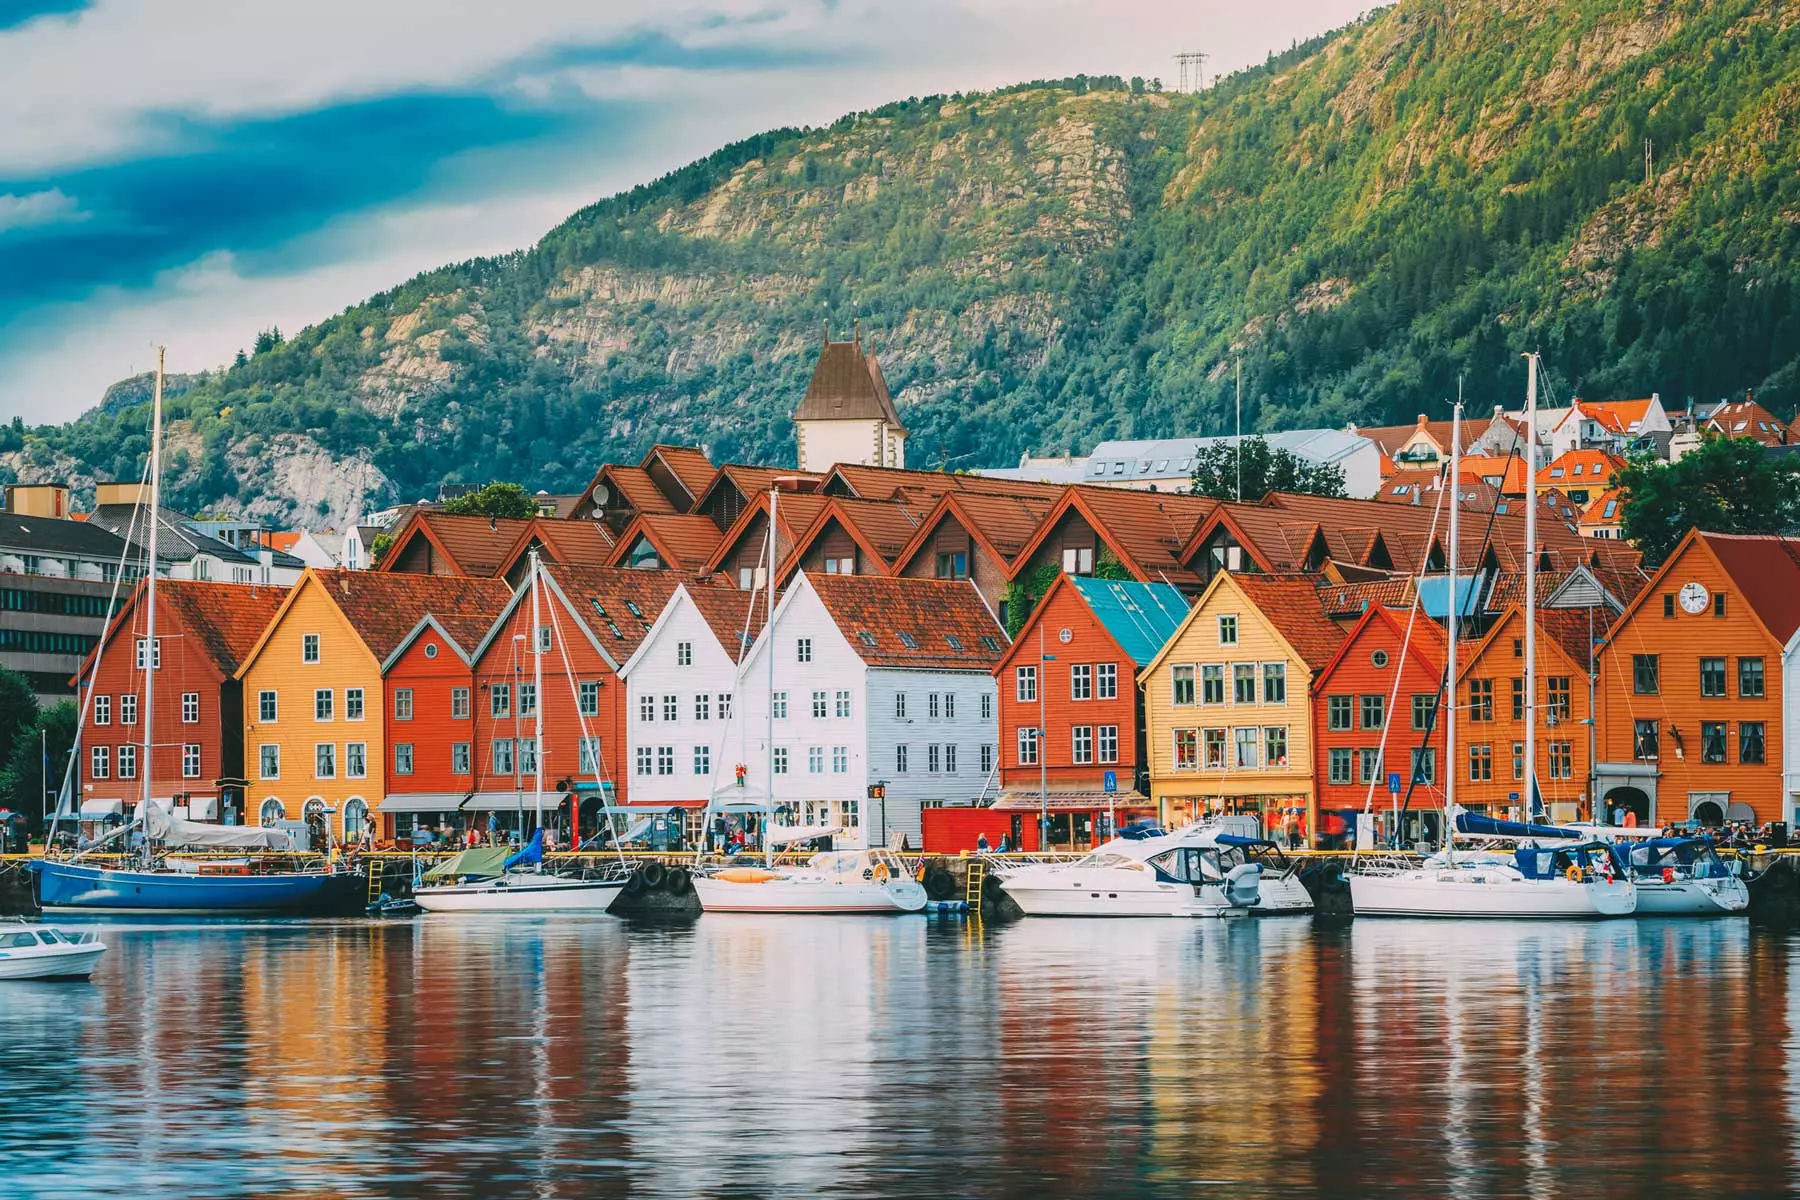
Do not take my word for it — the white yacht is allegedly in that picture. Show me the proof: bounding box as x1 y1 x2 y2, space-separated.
691 849 927 914
0 923 107 980
996 824 1265 918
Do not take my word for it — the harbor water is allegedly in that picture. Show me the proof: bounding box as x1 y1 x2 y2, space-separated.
0 914 1794 1198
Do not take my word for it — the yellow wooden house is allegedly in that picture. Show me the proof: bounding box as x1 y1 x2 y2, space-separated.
1141 572 1345 843
234 569 510 841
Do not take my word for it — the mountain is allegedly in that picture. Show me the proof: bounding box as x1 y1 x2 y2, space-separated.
10 0 1800 526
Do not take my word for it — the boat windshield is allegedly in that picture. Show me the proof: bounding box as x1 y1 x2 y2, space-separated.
1072 851 1139 870
1627 839 1729 879
35 930 65 945
1149 848 1224 883
1 932 37 949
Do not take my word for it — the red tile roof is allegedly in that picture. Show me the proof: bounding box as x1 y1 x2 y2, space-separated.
643 445 718 504
1705 400 1789 446
1017 487 1214 580
1579 488 1624 525
601 465 679 516
684 584 766 664
380 510 534 577
542 564 710 665
1229 574 1345 670
309 570 513 662
151 580 289 675
1699 532 1800 642
609 514 726 572
805 573 1006 670
1537 449 1624 487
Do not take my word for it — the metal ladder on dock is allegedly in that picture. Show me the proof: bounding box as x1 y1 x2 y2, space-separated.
364 859 385 908
964 858 987 912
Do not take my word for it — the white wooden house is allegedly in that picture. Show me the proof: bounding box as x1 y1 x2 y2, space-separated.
722 572 1007 849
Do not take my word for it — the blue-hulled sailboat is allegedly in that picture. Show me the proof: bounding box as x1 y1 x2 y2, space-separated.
30 347 360 917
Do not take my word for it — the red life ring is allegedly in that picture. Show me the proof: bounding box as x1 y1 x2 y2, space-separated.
1662 866 1676 884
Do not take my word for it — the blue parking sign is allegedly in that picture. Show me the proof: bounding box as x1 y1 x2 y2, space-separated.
1387 772 1402 795
1102 770 1117 794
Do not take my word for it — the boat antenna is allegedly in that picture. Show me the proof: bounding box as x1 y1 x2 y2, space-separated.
140 346 164 866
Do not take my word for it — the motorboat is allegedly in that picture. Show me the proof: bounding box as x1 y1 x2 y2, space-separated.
1615 837 1749 915
995 823 1264 918
414 831 627 913
691 849 926 914
0 923 107 980
1350 840 1636 919
1229 837 1316 915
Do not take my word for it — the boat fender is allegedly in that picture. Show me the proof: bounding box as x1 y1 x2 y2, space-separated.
923 868 956 900
641 862 667 889
1565 865 1583 883
664 866 690 894
624 871 648 896
1662 866 1676 884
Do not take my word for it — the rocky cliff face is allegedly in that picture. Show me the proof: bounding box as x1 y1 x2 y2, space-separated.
17 0 1800 524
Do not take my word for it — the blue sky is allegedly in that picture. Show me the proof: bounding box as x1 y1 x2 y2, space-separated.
0 0 1366 423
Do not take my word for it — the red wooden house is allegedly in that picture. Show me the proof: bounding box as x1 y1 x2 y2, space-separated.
1310 606 1450 847
979 573 1189 851
467 563 705 840
75 580 287 826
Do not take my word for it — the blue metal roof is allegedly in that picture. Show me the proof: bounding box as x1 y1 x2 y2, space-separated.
1416 574 1482 619
1068 577 1190 666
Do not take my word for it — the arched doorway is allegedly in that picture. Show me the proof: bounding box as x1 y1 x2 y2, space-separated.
259 797 285 827
303 797 329 850
1692 799 1726 827
1603 786 1650 826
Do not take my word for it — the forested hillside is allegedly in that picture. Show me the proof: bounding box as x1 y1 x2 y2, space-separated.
9 0 1800 525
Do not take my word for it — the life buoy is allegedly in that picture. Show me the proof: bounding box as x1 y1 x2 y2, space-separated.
1662 866 1676 884
1565 864 1583 883
873 862 890 881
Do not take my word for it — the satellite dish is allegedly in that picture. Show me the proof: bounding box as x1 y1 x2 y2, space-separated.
591 484 611 506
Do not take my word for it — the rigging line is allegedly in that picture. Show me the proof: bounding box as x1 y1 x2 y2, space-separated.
48 429 157 852
695 515 777 868
539 572 629 875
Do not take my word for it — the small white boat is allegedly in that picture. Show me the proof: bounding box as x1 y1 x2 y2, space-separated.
1350 842 1636 919
1615 836 1749 915
0 923 107 980
414 871 625 913
995 823 1264 918
692 849 926 914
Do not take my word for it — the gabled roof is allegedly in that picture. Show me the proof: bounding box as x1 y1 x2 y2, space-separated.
777 495 932 582
823 463 1063 506
1577 398 1655 433
377 510 533 577
1703 399 1788 446
1352 414 1506 459
87 505 303 568
480 563 705 672
1537 449 1624 486
607 514 726 573
792 337 907 433
701 490 833 577
1314 604 1447 689
1460 604 1598 679
495 517 617 579
1697 532 1800 643
1064 576 1190 665
691 465 825 517
891 490 1058 576
600 465 679 516
642 444 717 506
1579 488 1624 525
237 569 512 676
1229 574 1346 671
685 585 766 664
80 579 288 685
1009 487 1215 582
805 573 1006 670
1315 576 1417 619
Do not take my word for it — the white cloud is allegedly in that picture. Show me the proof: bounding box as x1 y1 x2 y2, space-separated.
0 187 82 232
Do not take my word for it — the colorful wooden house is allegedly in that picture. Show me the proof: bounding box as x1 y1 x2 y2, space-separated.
1142 573 1343 843
1593 530 1800 828
989 574 1189 850
235 570 511 841
75 580 286 827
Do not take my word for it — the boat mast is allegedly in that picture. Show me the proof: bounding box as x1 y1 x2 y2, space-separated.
765 487 777 868
141 346 164 864
1524 353 1539 824
1445 397 1460 860
531 549 545 835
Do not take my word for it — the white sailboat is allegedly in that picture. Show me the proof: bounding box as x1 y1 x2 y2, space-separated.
416 551 626 913
1349 365 1636 919
691 487 926 915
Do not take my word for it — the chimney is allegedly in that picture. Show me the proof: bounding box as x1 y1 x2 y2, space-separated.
96 481 150 508
1416 414 1428 428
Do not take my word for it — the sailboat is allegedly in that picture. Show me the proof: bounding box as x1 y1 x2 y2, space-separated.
1348 363 1636 919
414 551 627 913
31 348 362 916
690 487 926 915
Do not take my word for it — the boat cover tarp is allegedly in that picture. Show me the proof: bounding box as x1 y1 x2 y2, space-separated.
424 846 510 880
1455 811 1578 840
769 823 842 846
1215 834 1279 849
146 805 291 850
503 829 544 871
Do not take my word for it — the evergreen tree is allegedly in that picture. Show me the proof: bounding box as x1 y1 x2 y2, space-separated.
1188 438 1346 502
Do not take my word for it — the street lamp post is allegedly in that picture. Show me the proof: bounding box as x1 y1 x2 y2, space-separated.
1039 624 1057 851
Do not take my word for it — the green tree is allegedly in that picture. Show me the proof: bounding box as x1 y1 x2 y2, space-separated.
369 532 394 566
1189 438 1346 502
440 482 539 520
0 668 41 775
1 700 76 830
1617 437 1800 567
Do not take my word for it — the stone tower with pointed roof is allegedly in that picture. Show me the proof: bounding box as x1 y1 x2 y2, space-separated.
792 326 907 473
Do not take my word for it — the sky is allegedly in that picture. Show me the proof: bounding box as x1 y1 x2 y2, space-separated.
0 0 1370 424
